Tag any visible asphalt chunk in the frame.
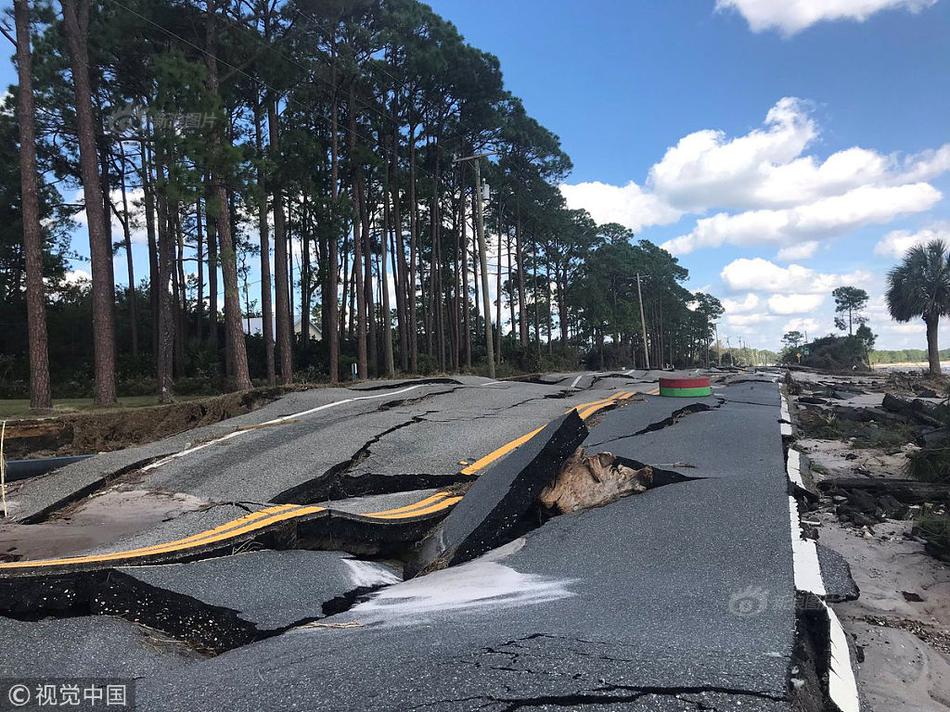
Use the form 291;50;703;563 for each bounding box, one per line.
408;410;588;577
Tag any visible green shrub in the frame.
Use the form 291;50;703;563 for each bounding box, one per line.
905;446;950;483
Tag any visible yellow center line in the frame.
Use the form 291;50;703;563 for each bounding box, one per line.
1;388;647;571
366;496;463;520
363;492;452;517
461;390;630;475
0;504;326;570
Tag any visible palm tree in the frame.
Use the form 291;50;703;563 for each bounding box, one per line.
886;240;950;377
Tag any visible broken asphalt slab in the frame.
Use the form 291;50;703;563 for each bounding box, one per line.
585;383;785;482
816;543;860;602
136;475;796;711
408;410;588;576
0;373;805;710
0;613;199;678
114;550;400;633
5;380;505;524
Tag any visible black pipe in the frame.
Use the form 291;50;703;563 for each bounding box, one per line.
3;455;93;482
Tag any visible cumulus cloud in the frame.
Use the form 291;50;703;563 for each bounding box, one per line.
767;293;825;314
777;241;819;261
662;182;940;255
722;293;760;313
72;187;151;245
648;97;819;211
720;257;871;294
560;97;947;255
63;269;91;285
559;180;681;232
726;313;777;327
715;0;937;36
783;317;822;335
873;223;950;259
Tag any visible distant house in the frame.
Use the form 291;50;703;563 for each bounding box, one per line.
243;315;321;340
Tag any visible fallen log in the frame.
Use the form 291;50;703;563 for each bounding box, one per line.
818;477;950;504
882;393;944;428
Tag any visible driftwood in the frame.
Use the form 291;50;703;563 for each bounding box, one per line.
819;477;950;504
881;393;944;428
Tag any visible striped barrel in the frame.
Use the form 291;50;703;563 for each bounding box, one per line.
659;376;712;397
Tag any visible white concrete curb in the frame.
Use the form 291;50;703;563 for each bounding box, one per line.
782;383;860;712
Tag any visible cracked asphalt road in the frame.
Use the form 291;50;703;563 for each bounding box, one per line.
0;371;800;711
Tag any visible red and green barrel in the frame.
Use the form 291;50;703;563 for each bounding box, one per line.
659;375;712;398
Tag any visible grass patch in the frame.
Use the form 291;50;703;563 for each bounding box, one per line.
916;514;950;562
0;395;205;419
798;407;918;449
905;446;950;483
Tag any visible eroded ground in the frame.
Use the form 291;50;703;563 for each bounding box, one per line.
787;367;950;711
0;371;829;711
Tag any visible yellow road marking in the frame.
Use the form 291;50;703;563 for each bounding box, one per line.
460;390;631;475
0;387;648;571
368;496;463;519
363;492;452;517
0;504;326;570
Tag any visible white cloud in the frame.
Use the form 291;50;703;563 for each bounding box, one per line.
873;223;950;259
722;293;760;313
720;257;871;294
767;293;825;314
783;317;822;335
559;180;681;232
715;0;937;36
63;268;91;285
648;97;819;211
73;188;150;245
777;240;819;261
662;182;941;255
561;98;948;257
727;313;777;327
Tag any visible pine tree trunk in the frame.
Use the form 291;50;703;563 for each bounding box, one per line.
408;127;419;372
327;62;340;383
516;203;528;346
154;150;175;402
62;0;116;405
252;105;275;384
349;87;368;380
14;0;51;411
117;142;138;357
205;1;251;391
389;133;408;372
140;140;159;360
206;180;218;351
362;182;377;376
266;101;292;384
301;194;311;343
195;197;204;343
461;182;471;368
381;168;395;377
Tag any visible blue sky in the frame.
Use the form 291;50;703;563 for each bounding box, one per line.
4;0;949;350
426;0;950;350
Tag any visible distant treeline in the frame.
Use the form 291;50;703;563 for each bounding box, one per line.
870;349;950;365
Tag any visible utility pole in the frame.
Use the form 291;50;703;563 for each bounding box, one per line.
455;152;495;378
714;324;721;367
636;273;650;369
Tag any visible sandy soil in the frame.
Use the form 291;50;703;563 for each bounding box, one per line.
0;487;207;561
817;515;950;711
797;437;916;481
790;369;950;711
